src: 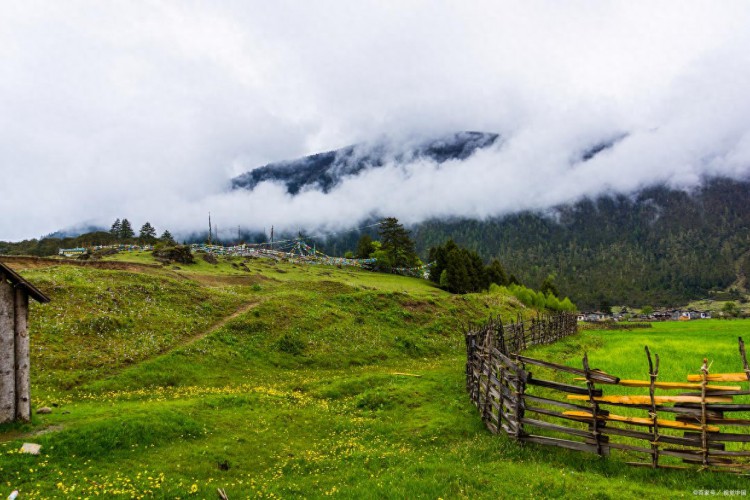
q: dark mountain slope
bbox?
[410,177,750,308]
[231,131,499,194]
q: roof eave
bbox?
[0,262,51,304]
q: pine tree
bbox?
[378,217,418,269]
[160,230,176,245]
[355,235,375,259]
[540,274,560,298]
[485,259,508,287]
[466,250,486,291]
[445,248,470,294]
[120,219,135,240]
[428,239,457,283]
[139,222,157,242]
[429,240,493,293]
[110,219,122,238]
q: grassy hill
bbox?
[0,253,746,498]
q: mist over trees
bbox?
[413,178,750,308]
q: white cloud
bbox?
[1,1,749,241]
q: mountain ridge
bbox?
[231,131,500,194]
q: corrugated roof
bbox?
[0,261,51,303]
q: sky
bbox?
[2,1,750,241]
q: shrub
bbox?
[275,332,306,355]
[152,245,195,264]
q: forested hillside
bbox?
[412,177,750,308]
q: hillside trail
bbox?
[175,299,263,350]
[0,255,162,273]
[0,299,263,444]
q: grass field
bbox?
[1,253,749,498]
[528,320,750,381]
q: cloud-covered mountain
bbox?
[3,3,750,242]
[231,131,500,194]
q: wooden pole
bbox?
[498,320,506,355]
[645,346,660,468]
[0,274,16,423]
[14,289,30,422]
[583,353,605,456]
[514,359,527,439]
[498,348,506,430]
[481,332,493,426]
[700,357,709,469]
[465,330,472,394]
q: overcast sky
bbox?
[2,1,750,241]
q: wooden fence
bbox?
[465,315,750,473]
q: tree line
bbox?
[351,218,575,311]
[0,219,178,256]
[109,218,175,245]
[428,239,513,293]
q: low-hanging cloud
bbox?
[1,1,750,241]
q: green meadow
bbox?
[0,254,748,498]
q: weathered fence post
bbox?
[645,346,660,468]
[481,331,494,429]
[583,353,607,456]
[514,358,527,440]
[552,313,558,341]
[497,319,506,355]
[465,329,474,395]
[699,358,709,469]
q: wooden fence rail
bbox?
[466,314,750,474]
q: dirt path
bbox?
[0,255,162,272]
[175,300,262,349]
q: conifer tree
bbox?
[139,222,157,242]
[110,219,122,238]
[445,248,470,294]
[160,230,176,245]
[429,240,491,293]
[428,239,457,283]
[119,219,135,240]
[378,217,418,269]
[355,234,375,259]
[540,274,560,298]
[485,259,508,287]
